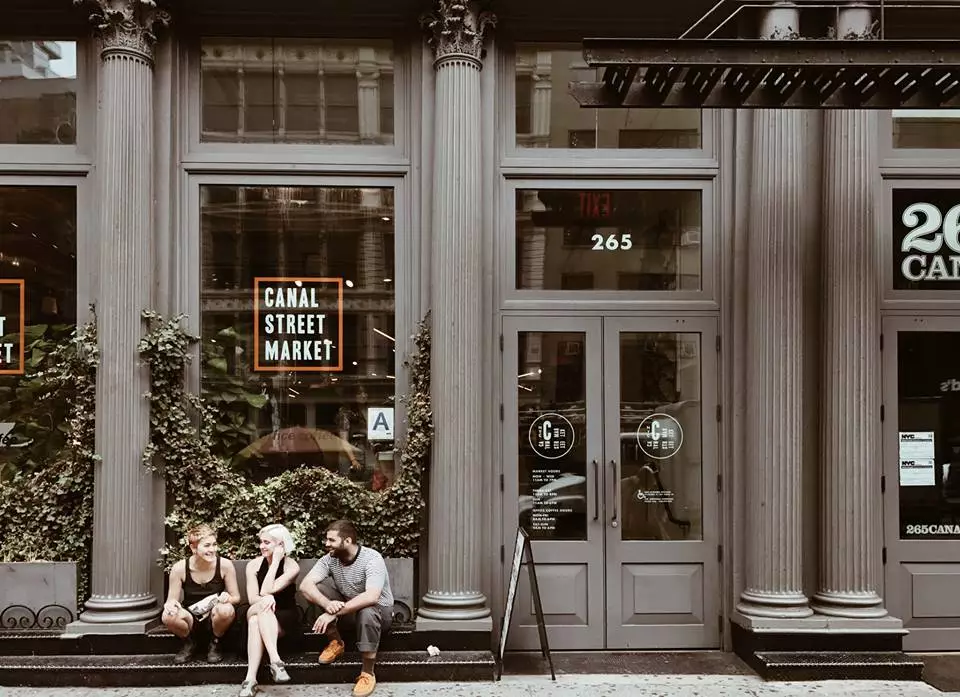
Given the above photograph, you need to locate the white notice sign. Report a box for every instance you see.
[367,407,394,441]
[899,431,935,460]
[900,459,936,487]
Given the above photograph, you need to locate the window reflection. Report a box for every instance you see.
[0,40,77,145]
[200,39,394,145]
[200,185,396,491]
[893,110,960,149]
[515,46,700,149]
[516,189,702,291]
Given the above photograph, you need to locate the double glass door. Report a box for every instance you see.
[502,315,720,650]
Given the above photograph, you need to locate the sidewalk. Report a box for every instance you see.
[0,675,952,697]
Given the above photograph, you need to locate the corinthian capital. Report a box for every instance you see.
[75,0,171,62]
[421,1,496,65]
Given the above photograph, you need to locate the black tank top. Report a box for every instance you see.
[256,557,296,610]
[183,555,225,606]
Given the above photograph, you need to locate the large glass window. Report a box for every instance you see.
[0,40,77,145]
[515,46,701,149]
[200,40,395,145]
[0,186,77,480]
[516,189,702,291]
[200,185,396,490]
[893,110,960,149]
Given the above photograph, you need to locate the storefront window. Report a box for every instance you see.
[0,40,77,145]
[893,110,960,149]
[0,186,77,480]
[200,185,396,490]
[898,332,960,539]
[515,46,701,149]
[200,39,395,145]
[516,189,702,291]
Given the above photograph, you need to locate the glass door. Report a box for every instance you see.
[603,317,720,648]
[883,316,960,650]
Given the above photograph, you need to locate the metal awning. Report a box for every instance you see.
[571,38,960,108]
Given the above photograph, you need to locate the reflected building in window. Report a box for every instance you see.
[0,40,76,144]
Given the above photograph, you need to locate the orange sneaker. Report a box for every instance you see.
[318,638,345,664]
[352,672,376,697]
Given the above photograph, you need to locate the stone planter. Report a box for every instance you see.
[0,561,77,631]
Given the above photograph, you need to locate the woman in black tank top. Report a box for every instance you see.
[239,523,301,697]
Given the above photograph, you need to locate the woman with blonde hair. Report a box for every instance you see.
[239,523,301,697]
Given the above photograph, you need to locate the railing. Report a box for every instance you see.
[0,604,75,632]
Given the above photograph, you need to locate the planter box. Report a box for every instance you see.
[0,562,77,631]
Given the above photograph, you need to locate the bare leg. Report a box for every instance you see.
[162,609,193,639]
[256,610,283,664]
[211,603,236,638]
[244,614,264,684]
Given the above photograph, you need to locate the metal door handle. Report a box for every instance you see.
[609,459,619,528]
[592,459,599,521]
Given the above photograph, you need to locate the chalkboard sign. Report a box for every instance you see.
[497,525,555,681]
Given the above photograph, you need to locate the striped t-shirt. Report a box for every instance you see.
[310,546,394,609]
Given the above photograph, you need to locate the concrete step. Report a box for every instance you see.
[753,651,924,681]
[0,650,496,687]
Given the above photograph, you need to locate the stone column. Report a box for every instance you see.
[417,0,495,626]
[70,0,167,631]
[811,6,888,619]
[736,2,815,621]
[357,47,381,144]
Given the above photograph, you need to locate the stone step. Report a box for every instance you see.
[752,651,924,681]
[0,650,496,687]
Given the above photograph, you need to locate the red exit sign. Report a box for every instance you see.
[579,192,612,220]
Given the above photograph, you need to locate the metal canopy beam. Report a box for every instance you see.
[572,38,960,109]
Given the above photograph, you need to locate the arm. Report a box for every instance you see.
[219,559,242,605]
[299,557,334,612]
[332,555,386,617]
[262,558,300,595]
[163,561,185,611]
[246,560,265,606]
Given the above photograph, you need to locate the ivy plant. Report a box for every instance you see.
[0,315,99,607]
[140,310,430,566]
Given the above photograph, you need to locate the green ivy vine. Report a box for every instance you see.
[140,310,431,566]
[0,314,99,608]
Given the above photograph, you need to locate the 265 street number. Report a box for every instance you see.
[591,233,633,251]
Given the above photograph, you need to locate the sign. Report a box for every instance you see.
[0,280,25,376]
[367,407,394,441]
[899,431,936,487]
[528,413,575,460]
[637,413,683,460]
[497,526,555,682]
[253,277,343,372]
[893,189,960,289]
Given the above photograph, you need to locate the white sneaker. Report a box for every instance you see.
[238,679,257,697]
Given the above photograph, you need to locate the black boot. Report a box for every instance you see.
[207,637,224,664]
[174,637,195,664]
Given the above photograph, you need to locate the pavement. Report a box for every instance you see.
[0,676,955,697]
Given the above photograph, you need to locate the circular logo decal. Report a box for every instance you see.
[528,413,575,460]
[636,413,683,460]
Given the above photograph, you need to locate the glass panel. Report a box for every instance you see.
[0,186,77,481]
[893,110,960,149]
[0,41,77,145]
[200,39,395,145]
[200,185,396,491]
[898,332,960,539]
[516,189,702,291]
[515,46,700,149]
[618,332,701,541]
[892,188,960,290]
[518,331,588,541]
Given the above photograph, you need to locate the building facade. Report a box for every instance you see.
[2,0,960,656]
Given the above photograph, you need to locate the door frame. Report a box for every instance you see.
[500,311,722,650]
[883,314,960,650]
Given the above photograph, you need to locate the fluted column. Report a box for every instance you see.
[73,0,166,628]
[417,0,495,623]
[812,7,887,619]
[737,108,817,620]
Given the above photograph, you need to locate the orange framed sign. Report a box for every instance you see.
[253,277,343,372]
[0,279,25,376]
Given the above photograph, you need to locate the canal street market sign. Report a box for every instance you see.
[895,189,960,289]
[253,277,343,372]
[0,280,25,375]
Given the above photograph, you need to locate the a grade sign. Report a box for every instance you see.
[528,413,575,460]
[637,413,683,460]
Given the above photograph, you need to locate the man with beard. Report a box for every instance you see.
[300,519,394,697]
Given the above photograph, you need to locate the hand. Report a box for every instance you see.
[273,542,285,562]
[217,592,230,604]
[260,595,276,613]
[163,601,181,617]
[326,600,345,615]
[313,612,337,634]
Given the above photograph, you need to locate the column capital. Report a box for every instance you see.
[74,0,171,62]
[420,1,496,67]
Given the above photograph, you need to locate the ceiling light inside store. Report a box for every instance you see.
[383,278,392,283]
[373,328,395,342]
[10,222,17,228]
[345,280,354,288]
[352,361,358,366]
[381,216,391,222]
